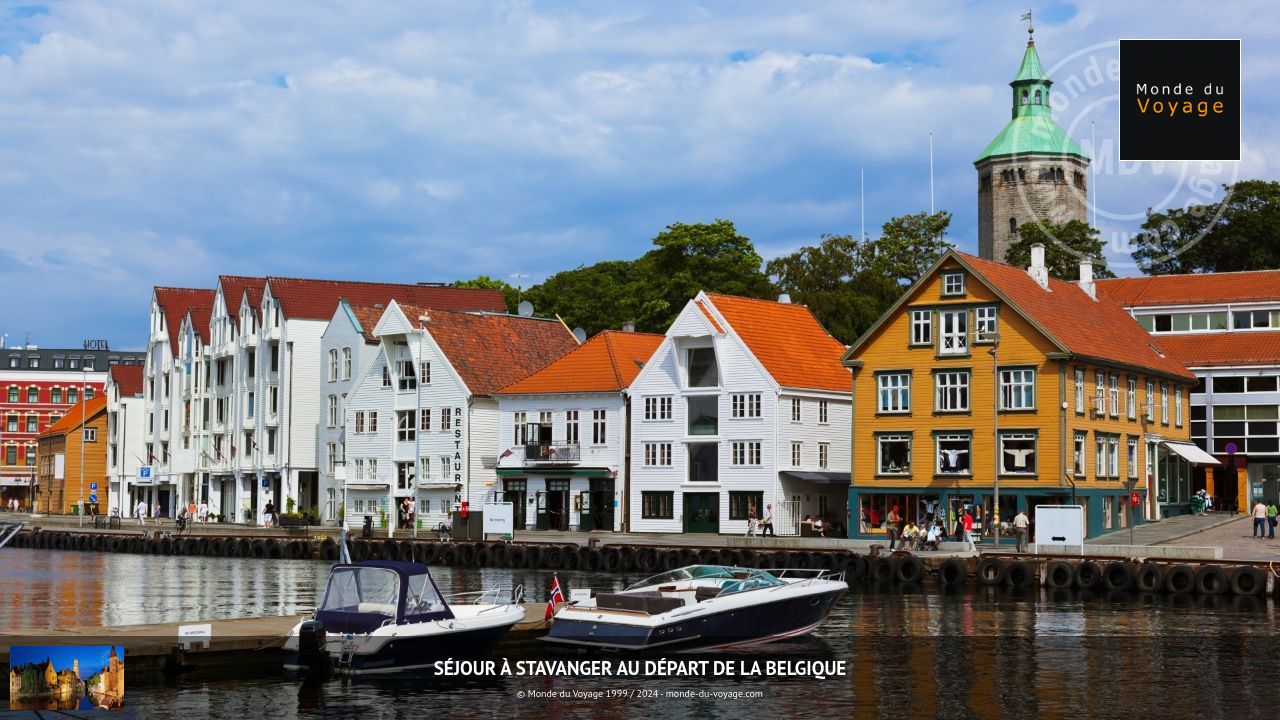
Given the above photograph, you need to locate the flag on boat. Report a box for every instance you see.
[545,574,565,620]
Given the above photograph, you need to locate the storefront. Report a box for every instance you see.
[1152,439,1219,518]
[496,468,617,532]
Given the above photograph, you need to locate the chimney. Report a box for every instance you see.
[777,293,792,304]
[621,321,635,333]
[1026,243,1050,290]
[1078,259,1096,300]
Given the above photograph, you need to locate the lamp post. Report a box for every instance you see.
[79,367,87,526]
[413,317,429,540]
[981,331,1001,548]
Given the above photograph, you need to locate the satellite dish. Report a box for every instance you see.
[517,301,534,317]
[572,327,587,344]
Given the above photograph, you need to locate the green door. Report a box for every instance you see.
[584,479,614,531]
[535,491,549,530]
[683,492,719,533]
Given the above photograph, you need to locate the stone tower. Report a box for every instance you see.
[976,27,1090,263]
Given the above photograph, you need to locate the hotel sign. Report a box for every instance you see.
[83,339,110,350]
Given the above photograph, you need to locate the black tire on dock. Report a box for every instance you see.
[635,548,659,573]
[235,539,251,558]
[938,558,967,585]
[1045,560,1074,589]
[697,549,720,566]
[542,545,562,569]
[723,550,744,568]
[160,538,173,555]
[581,547,603,572]
[287,541,306,560]
[841,554,866,582]
[266,539,283,559]
[603,547,624,572]
[412,542,429,564]
[770,551,791,571]
[1073,561,1102,590]
[76,535,90,551]
[679,549,701,568]
[489,543,508,567]
[870,556,894,583]
[321,542,339,562]
[1136,563,1163,592]
[196,538,211,556]
[250,539,267,559]
[524,546,543,569]
[561,547,581,571]
[1231,566,1266,596]
[791,552,813,570]
[975,557,1006,586]
[814,552,840,572]
[438,546,457,565]
[506,546,525,568]
[738,549,758,568]
[402,541,418,562]
[895,556,925,584]
[1004,560,1034,589]
[458,543,477,566]
[1195,565,1229,595]
[1164,564,1195,594]
[618,546,637,571]
[476,544,493,567]
[350,541,370,562]
[1102,562,1136,592]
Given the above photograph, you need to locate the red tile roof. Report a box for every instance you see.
[40,396,107,437]
[396,304,578,395]
[154,287,216,357]
[495,331,664,395]
[1097,270,1280,307]
[218,275,266,324]
[267,277,506,321]
[108,364,144,398]
[957,253,1195,380]
[186,303,213,346]
[1148,332,1280,368]
[703,293,851,392]
[348,304,385,344]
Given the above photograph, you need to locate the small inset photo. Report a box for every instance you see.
[8,644,125,711]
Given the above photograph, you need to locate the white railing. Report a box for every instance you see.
[775,500,801,537]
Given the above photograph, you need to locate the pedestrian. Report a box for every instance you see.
[198,501,209,524]
[745,503,758,537]
[1268,501,1278,540]
[153,501,160,520]
[963,509,976,551]
[1252,500,1267,538]
[406,497,416,530]
[264,500,275,528]
[924,522,941,551]
[1013,509,1030,553]
[901,521,920,551]
[884,505,902,551]
[135,499,147,526]
[760,504,776,537]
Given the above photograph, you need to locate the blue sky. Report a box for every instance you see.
[0,1,1275,349]
[10,644,121,677]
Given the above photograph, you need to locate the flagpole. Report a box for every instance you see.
[929,132,935,215]
[860,165,865,241]
[1091,120,1098,228]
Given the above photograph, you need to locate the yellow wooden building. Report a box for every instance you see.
[841,246,1216,540]
[35,395,109,515]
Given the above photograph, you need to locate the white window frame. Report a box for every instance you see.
[1145,380,1155,421]
[818,401,829,424]
[1073,431,1087,476]
[1094,371,1106,414]
[942,271,966,296]
[592,409,606,444]
[1108,374,1120,417]
[938,309,968,356]
[1127,377,1137,419]
[818,442,829,469]
[643,442,672,467]
[328,350,338,382]
[975,306,997,338]
[731,393,762,419]
[935,371,970,412]
[327,395,338,428]
[342,348,352,380]
[1108,435,1119,477]
[998,431,1037,475]
[999,368,1036,411]
[1175,386,1183,427]
[731,441,762,467]
[876,434,911,476]
[1127,437,1139,479]
[1074,368,1085,414]
[877,373,911,414]
[910,309,932,346]
[1160,383,1169,424]
[1096,434,1107,478]
[791,398,801,422]
[644,396,673,421]
[791,441,802,467]
[935,433,972,475]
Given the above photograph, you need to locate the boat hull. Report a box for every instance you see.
[284,621,515,675]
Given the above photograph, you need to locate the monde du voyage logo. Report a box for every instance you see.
[1120,39,1240,161]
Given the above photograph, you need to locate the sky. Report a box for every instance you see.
[0,1,1275,349]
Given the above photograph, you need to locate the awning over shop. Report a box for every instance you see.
[417,483,458,490]
[1162,441,1221,466]
[346,482,390,489]
[496,467,615,477]
[779,471,852,485]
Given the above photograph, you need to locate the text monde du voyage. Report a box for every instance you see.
[1134,82,1228,117]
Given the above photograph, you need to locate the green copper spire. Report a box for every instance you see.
[1012,40,1047,83]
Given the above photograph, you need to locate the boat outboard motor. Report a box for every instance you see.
[297,620,330,676]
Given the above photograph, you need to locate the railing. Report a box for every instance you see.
[522,443,581,464]
[775,500,801,537]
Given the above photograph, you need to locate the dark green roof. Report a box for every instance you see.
[1012,43,1047,83]
[976,114,1088,163]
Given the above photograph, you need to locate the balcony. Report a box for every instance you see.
[520,443,581,465]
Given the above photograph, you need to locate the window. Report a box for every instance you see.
[85,387,95,400]
[1175,387,1184,427]
[420,361,430,385]
[1103,496,1114,530]
[1160,383,1169,424]
[643,443,672,466]
[1128,437,1139,478]
[971,308,998,344]
[6,387,16,403]
[6,357,14,368]
[910,310,933,345]
[687,347,718,387]
[420,408,431,431]
[936,434,971,475]
[368,411,379,433]
[68,387,79,405]
[327,395,338,427]
[592,410,607,444]
[688,442,718,482]
[877,373,911,413]
[4,446,15,465]
[1074,432,1087,475]
[397,411,416,441]
[1232,309,1280,330]
[791,441,802,467]
[818,401,829,424]
[26,387,38,403]
[328,350,338,381]
[942,272,965,296]
[729,492,763,521]
[731,394,762,418]
[396,360,417,390]
[1096,434,1107,478]
[246,392,254,418]
[84,427,97,442]
[396,462,414,491]
[688,396,718,435]
[440,407,451,431]
[326,443,337,474]
[733,440,771,467]
[1094,371,1105,414]
[51,387,62,404]
[939,309,968,355]
[381,365,391,387]
[1109,435,1119,477]
[565,410,578,445]
[1127,378,1137,419]
[935,371,970,412]
[877,434,911,475]
[25,415,37,433]
[269,386,278,416]
[26,445,36,465]
[342,348,352,380]
[1145,380,1155,421]
[641,492,674,519]
[368,458,378,480]
[791,398,801,422]
[267,429,276,455]
[512,412,526,445]
[1108,374,1120,417]
[9,415,20,432]
[999,432,1036,474]
[354,411,365,433]
[246,349,255,379]
[68,358,79,370]
[1000,368,1035,410]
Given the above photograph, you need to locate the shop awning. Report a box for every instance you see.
[779,471,852,485]
[1162,441,1221,466]
[496,467,614,478]
[417,483,458,490]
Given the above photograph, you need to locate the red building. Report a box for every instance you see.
[0,344,144,509]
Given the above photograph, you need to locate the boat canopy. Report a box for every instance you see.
[316,561,454,632]
[626,565,783,594]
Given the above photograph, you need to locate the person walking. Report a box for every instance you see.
[760,504,776,537]
[962,509,976,551]
[745,503,758,537]
[135,499,148,526]
[264,500,275,528]
[198,501,209,524]
[1013,510,1030,553]
[1252,500,1268,538]
[1268,502,1278,540]
[884,505,902,551]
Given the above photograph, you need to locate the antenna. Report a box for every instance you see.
[572,327,587,344]
[517,301,534,317]
[1091,120,1098,229]
[929,132,935,215]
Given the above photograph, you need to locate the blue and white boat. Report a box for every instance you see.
[283,560,525,674]
[543,565,846,652]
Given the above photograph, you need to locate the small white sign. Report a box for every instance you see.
[1034,505,1085,546]
[54,454,65,480]
[178,623,212,650]
[482,502,514,538]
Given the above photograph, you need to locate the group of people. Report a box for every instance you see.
[744,503,776,537]
[1251,500,1279,539]
[399,497,417,530]
[880,504,1032,553]
[4,497,20,513]
[801,514,841,537]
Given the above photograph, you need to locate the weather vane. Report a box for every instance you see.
[1021,10,1033,39]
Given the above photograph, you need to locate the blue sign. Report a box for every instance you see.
[89,482,98,491]
[138,467,152,479]
[88,494,98,504]
[261,478,270,488]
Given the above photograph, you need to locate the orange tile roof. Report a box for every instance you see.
[1148,332,1280,368]
[395,304,578,395]
[957,253,1195,380]
[1097,270,1280,307]
[108,364,144,398]
[703,293,851,392]
[495,331,664,395]
[154,287,216,357]
[348,304,385,343]
[218,275,266,325]
[267,277,506,320]
[40,396,107,437]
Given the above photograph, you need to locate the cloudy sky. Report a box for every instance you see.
[1,1,1275,349]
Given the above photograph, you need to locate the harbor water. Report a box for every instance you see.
[2,546,1278,719]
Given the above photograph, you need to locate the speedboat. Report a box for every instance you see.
[283,560,525,675]
[543,565,846,652]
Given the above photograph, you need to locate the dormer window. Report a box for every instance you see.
[687,347,718,388]
[942,272,966,297]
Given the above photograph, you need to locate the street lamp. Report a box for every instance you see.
[413,316,429,540]
[980,330,1001,549]
[79,367,87,526]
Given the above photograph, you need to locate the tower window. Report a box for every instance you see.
[1009,217,1018,235]
[1017,168,1026,181]
[1021,90,1029,105]
[1056,167,1065,182]
[1074,171,1086,190]
[1034,90,1042,104]
[980,173,991,191]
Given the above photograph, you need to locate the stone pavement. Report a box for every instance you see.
[1160,515,1280,562]
[1086,511,1237,547]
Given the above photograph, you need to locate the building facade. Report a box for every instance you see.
[35,396,109,514]
[628,293,852,535]
[493,330,664,533]
[843,247,1210,540]
[105,364,145,516]
[976,30,1089,263]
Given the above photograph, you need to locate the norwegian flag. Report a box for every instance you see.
[499,448,513,460]
[545,574,565,620]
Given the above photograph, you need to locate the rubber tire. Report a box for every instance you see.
[679,549,701,568]
[350,541,371,562]
[1102,562,1136,592]
[581,547,603,572]
[399,541,416,562]
[699,549,722,566]
[489,543,508,567]
[1004,560,1034,589]
[1073,561,1103,590]
[843,554,867,582]
[618,546,637,572]
[1045,560,1074,589]
[160,538,173,555]
[723,550,745,568]
[182,538,199,556]
[234,539,251,558]
[542,545,563,569]
[438,547,457,565]
[1164,564,1195,594]
[870,556,894,583]
[636,548,659,573]
[524,546,543,569]
[895,555,925,584]
[321,542,340,562]
[975,557,1006,586]
[562,548,582,571]
[1231,566,1266,596]
[938,558,967,586]
[196,538,210,556]
[1195,565,1229,595]
[1136,563,1163,592]
[816,552,840,571]
[458,543,477,565]
[603,548,624,572]
[507,546,526,568]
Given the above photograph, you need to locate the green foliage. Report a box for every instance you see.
[522,260,639,336]
[875,211,955,285]
[453,275,521,313]
[1007,220,1114,279]
[1131,180,1280,274]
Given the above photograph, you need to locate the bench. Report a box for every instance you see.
[595,592,685,615]
[433,522,452,542]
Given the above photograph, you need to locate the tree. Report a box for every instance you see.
[1131,180,1280,274]
[452,275,520,313]
[521,260,640,336]
[874,211,954,285]
[1005,220,1114,279]
[766,233,901,344]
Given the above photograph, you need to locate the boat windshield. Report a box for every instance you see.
[320,567,400,617]
[625,565,745,591]
[404,572,447,615]
[717,571,785,596]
